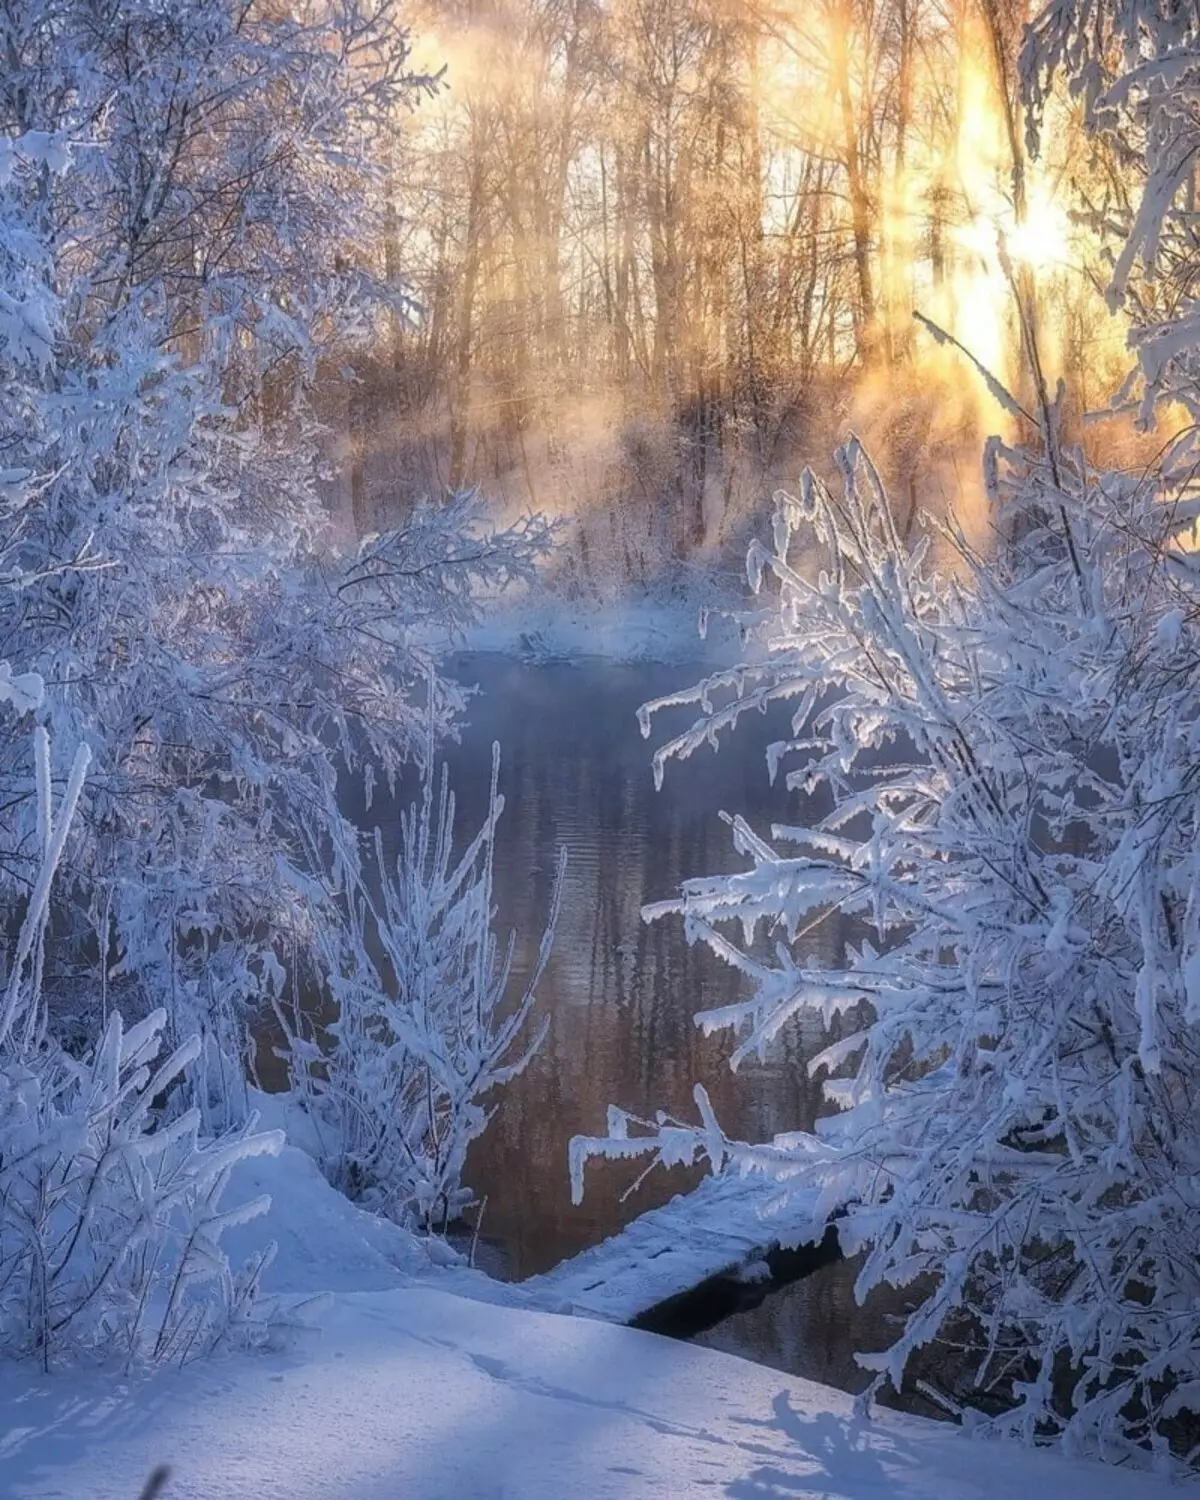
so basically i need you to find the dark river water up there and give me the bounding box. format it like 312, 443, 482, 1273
372, 650, 886, 1399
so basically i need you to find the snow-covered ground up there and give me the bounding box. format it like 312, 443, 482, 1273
0, 1142, 1185, 1499
420, 579, 748, 665
4, 1282, 1184, 1500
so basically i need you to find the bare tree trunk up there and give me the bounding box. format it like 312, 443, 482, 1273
977, 0, 1040, 424
614, 140, 634, 386
646, 124, 678, 399
448, 131, 486, 493
738, 21, 768, 432
889, 0, 917, 365
830, 0, 879, 368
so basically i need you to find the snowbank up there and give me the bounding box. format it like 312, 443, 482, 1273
218, 1143, 431, 1294
1, 1285, 1181, 1499
218, 1107, 537, 1313
0, 1140, 1182, 1499
415, 584, 749, 666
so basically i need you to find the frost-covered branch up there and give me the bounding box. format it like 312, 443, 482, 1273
1024, 0, 1200, 457
280, 740, 566, 1232
576, 431, 1200, 1457
0, 7, 554, 1109
0, 715, 283, 1369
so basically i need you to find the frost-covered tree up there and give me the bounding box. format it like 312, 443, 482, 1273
571, 0, 1200, 1463
576, 435, 1200, 1457
0, 2, 551, 1107
0, 694, 284, 1370
280, 742, 565, 1232
1023, 0, 1200, 447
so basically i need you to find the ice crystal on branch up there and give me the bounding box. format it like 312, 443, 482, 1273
575, 428, 1200, 1456
280, 740, 565, 1233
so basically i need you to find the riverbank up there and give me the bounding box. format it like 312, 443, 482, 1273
0, 1140, 1183, 1499
417, 570, 753, 667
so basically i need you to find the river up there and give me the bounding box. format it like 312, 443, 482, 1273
366, 649, 887, 1399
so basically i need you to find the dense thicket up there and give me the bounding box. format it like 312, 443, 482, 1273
0, 0, 556, 1364
0, 0, 551, 1083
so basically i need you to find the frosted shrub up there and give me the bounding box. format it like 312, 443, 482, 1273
0, 12, 553, 1121
572, 428, 1200, 1458
0, 719, 283, 1370
283, 744, 565, 1232
0, 1012, 283, 1369
572, 0, 1200, 1459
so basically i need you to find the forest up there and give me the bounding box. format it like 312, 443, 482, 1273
354, 0, 1148, 576
1, 0, 1200, 1495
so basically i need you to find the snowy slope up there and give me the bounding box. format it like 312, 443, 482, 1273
0, 1286, 1182, 1500
218, 1144, 431, 1294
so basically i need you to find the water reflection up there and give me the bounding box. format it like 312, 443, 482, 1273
352, 653, 844, 1284
343, 651, 909, 1388
695, 1256, 876, 1396
692, 1258, 951, 1422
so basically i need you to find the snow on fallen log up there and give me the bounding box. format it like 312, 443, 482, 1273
521, 1172, 833, 1326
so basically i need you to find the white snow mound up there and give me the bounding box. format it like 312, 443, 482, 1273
0, 1286, 1181, 1499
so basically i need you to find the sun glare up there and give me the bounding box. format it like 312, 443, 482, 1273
1005, 192, 1074, 273
914, 43, 1085, 416
957, 190, 1074, 279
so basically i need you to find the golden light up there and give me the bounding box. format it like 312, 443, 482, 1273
913, 43, 1082, 421
1004, 191, 1074, 274
956, 190, 1074, 280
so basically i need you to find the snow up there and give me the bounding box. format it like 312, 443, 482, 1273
0, 1283, 1181, 1500
216, 1124, 538, 1313
0, 1139, 1182, 1498
524, 1170, 826, 1323
425, 587, 744, 665
217, 1144, 430, 1295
